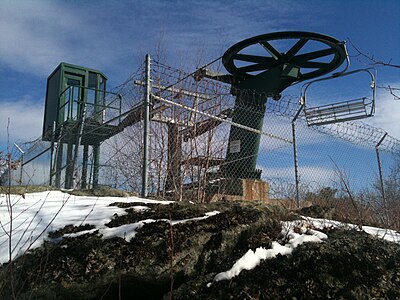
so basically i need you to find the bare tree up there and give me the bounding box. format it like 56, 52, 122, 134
347, 38, 400, 100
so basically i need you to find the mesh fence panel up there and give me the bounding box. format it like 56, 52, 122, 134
3, 57, 400, 229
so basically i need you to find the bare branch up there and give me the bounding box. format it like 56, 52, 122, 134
347, 38, 400, 69
377, 85, 400, 100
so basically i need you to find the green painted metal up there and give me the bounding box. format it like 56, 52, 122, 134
220, 92, 266, 179
219, 31, 347, 180
43, 62, 108, 142
93, 143, 100, 188
81, 145, 89, 189
222, 31, 347, 95
43, 62, 111, 188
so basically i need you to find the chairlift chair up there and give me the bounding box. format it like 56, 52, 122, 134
301, 68, 376, 126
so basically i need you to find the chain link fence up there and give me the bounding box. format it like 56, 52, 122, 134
2, 56, 399, 229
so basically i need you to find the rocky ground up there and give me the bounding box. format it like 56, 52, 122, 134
0, 199, 399, 299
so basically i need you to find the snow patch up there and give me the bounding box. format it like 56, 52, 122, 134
303, 217, 400, 244
99, 219, 156, 240
0, 191, 220, 263
213, 222, 327, 283
131, 205, 150, 212
171, 211, 220, 225
0, 191, 169, 263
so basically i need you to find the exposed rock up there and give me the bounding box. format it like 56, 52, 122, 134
172, 230, 400, 299
0, 201, 399, 300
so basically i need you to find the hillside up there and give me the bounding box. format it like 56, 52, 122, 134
0, 191, 399, 299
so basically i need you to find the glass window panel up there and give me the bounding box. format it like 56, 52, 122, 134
89, 72, 97, 88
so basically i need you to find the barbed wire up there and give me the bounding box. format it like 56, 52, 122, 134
150, 60, 400, 153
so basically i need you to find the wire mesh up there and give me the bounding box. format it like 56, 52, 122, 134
3, 56, 400, 229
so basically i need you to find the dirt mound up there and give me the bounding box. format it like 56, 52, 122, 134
0, 201, 399, 299
173, 230, 400, 299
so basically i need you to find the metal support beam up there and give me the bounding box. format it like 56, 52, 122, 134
81, 145, 88, 189
141, 54, 151, 198
65, 141, 74, 189
70, 103, 87, 189
221, 92, 267, 179
55, 144, 63, 188
22, 146, 51, 167
376, 132, 388, 213
54, 125, 64, 188
49, 122, 56, 186
13, 143, 24, 184
292, 105, 304, 208
93, 143, 100, 188
134, 80, 211, 100
151, 94, 291, 144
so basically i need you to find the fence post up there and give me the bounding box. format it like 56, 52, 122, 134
49, 121, 56, 186
376, 132, 388, 211
292, 105, 303, 208
141, 54, 151, 198
55, 124, 64, 188
14, 143, 24, 184
93, 143, 100, 188
81, 145, 88, 189
70, 100, 87, 189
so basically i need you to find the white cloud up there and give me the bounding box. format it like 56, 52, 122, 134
0, 99, 43, 143
366, 85, 400, 140
258, 164, 336, 190
259, 113, 330, 152
0, 0, 310, 80
0, 1, 81, 75
0, 1, 135, 78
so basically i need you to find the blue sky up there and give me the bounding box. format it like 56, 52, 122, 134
0, 0, 399, 148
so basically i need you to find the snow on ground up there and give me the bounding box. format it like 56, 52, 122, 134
0, 191, 219, 264
211, 216, 400, 284
211, 220, 328, 284
1, 190, 399, 276
55, 211, 221, 241
301, 216, 400, 244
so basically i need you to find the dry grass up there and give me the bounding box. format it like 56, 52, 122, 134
0, 185, 58, 195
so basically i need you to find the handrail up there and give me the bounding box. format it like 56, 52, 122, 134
57, 85, 123, 122
59, 85, 120, 97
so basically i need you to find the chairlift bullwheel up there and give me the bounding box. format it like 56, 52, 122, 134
222, 31, 347, 81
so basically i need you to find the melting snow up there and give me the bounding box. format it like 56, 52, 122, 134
211, 217, 400, 284
1, 190, 399, 271
0, 191, 219, 264
302, 217, 400, 244
171, 211, 220, 225
212, 221, 328, 283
